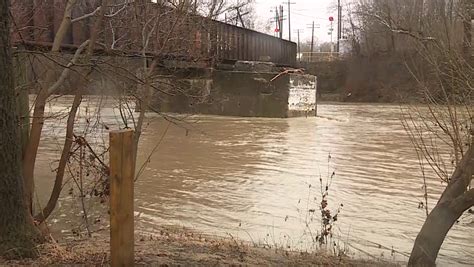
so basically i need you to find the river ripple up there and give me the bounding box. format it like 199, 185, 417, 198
35, 98, 473, 265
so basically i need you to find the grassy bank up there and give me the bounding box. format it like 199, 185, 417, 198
1, 226, 396, 266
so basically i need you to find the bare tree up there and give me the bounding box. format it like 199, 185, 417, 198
403, 36, 472, 267
348, 0, 473, 265
0, 0, 41, 258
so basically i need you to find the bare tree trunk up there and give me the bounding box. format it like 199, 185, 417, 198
409, 199, 467, 265
21, 0, 80, 214
409, 145, 473, 266
22, 90, 47, 213
34, 92, 81, 222
34, 0, 109, 223
133, 62, 157, 157
385, 4, 396, 52
461, 0, 472, 60
14, 49, 30, 157
0, 0, 41, 257
51, 0, 77, 50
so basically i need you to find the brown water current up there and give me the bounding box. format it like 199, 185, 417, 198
35, 97, 473, 266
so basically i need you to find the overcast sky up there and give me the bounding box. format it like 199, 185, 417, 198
253, 0, 338, 44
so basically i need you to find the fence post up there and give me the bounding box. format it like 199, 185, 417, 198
109, 129, 135, 267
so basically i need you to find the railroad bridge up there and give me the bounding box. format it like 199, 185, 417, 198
11, 0, 316, 117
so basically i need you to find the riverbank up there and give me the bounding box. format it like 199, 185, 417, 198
1, 226, 395, 266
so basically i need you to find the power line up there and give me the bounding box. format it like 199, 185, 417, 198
292, 11, 327, 20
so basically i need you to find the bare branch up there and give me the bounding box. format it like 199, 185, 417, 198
105, 3, 128, 18
71, 7, 101, 23
47, 40, 90, 95
71, 0, 129, 23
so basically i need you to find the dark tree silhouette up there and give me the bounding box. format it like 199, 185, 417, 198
0, 0, 41, 258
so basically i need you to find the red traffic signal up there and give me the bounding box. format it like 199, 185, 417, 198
329, 16, 334, 21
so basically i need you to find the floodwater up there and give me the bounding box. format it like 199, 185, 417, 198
35, 97, 473, 265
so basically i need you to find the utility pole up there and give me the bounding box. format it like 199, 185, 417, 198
297, 29, 301, 57
311, 21, 314, 54
271, 6, 286, 38
329, 16, 334, 52
279, 5, 284, 39
337, 0, 342, 52
295, 29, 303, 61
236, 7, 245, 28
283, 1, 296, 41
274, 6, 279, 37
310, 21, 315, 61
306, 22, 320, 62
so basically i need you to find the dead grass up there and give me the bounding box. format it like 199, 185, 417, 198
0, 226, 398, 266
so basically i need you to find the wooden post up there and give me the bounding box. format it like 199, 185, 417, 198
109, 129, 135, 267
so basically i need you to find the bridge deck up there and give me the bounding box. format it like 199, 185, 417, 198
11, 1, 296, 66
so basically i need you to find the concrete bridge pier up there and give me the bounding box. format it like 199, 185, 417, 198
151, 61, 317, 118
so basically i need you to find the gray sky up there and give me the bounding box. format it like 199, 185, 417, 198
254, 0, 338, 44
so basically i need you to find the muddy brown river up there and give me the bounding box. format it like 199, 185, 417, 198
35, 97, 473, 265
